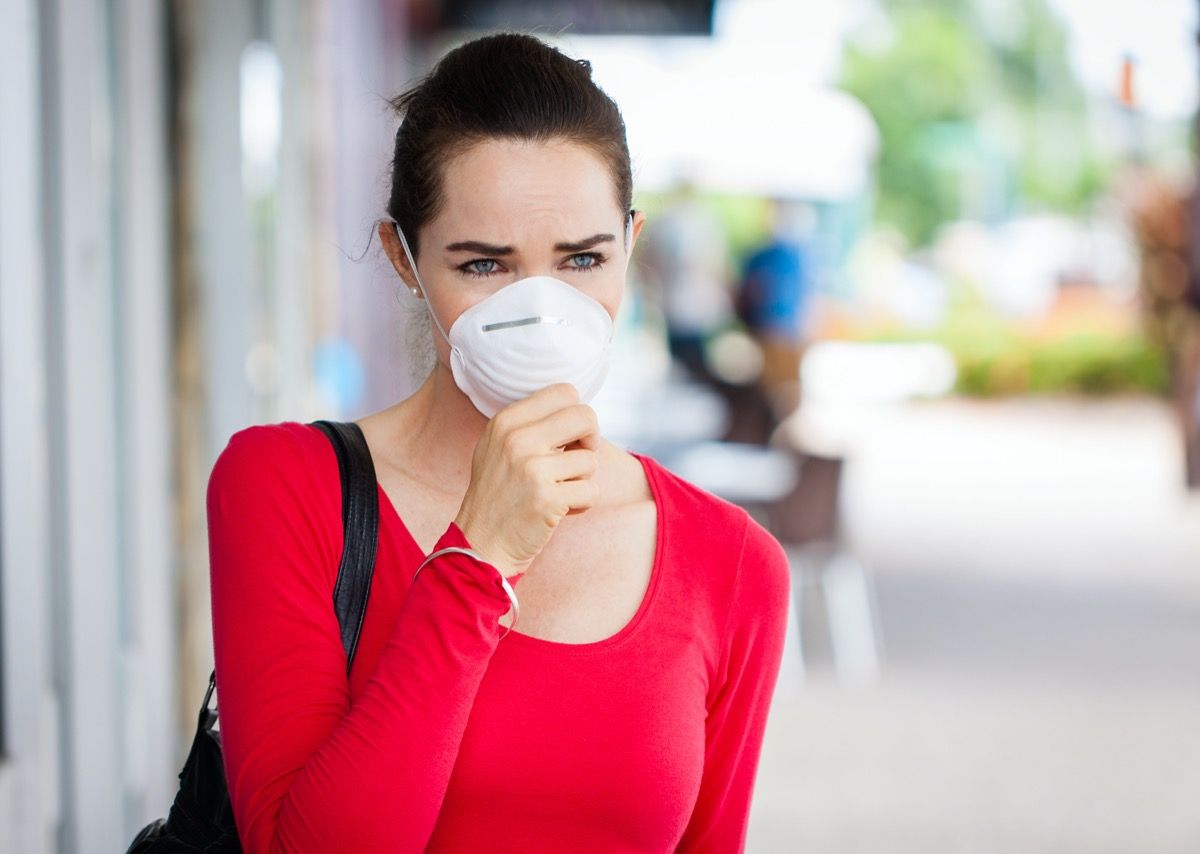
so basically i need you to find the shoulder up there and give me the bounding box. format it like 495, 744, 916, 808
206, 423, 346, 662
637, 451, 781, 582
736, 513, 791, 606
639, 452, 790, 622
208, 420, 337, 507
206, 420, 344, 572
217, 418, 326, 455
213, 419, 329, 466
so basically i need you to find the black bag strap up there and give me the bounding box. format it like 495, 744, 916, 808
309, 419, 381, 676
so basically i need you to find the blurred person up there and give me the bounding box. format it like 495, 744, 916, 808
735, 197, 816, 442
205, 33, 789, 853
638, 174, 734, 387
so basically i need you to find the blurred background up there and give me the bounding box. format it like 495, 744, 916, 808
2, 0, 1199, 851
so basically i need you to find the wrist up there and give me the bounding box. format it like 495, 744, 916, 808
450, 518, 523, 580
451, 513, 523, 580
412, 541, 521, 639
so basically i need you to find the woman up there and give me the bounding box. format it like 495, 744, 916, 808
208, 32, 790, 853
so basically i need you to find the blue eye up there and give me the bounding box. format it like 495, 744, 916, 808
456, 252, 607, 279
567, 253, 605, 272
458, 258, 500, 278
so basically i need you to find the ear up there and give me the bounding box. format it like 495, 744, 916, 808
628, 208, 647, 255
378, 220, 424, 298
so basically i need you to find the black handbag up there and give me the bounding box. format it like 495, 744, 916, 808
127, 420, 380, 852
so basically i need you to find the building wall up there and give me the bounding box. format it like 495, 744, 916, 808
0, 0, 427, 847
0, 0, 175, 850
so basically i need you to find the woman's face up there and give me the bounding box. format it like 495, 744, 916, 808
382, 137, 646, 367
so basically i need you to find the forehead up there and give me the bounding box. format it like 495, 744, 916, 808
434, 138, 619, 234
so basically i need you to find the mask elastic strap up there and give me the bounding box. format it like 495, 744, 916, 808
384, 216, 453, 345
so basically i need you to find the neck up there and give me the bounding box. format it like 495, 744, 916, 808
390, 362, 489, 497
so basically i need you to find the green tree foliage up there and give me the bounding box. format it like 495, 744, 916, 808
841, 0, 1110, 246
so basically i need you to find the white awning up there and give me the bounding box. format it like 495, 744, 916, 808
562, 37, 880, 200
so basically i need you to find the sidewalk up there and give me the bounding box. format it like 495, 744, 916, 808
748, 396, 1200, 852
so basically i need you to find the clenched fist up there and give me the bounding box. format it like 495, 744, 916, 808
453, 383, 601, 578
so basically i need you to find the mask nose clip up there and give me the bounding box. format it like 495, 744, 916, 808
481, 315, 569, 332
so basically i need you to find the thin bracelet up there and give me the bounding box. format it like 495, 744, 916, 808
413, 546, 520, 640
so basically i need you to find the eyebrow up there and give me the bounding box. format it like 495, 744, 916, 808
556, 233, 617, 252
444, 233, 616, 255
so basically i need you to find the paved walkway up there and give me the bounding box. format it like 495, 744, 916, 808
747, 396, 1200, 852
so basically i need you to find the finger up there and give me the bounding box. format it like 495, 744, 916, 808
537, 404, 600, 451
537, 448, 598, 483
562, 435, 600, 452
574, 428, 602, 453
555, 478, 601, 514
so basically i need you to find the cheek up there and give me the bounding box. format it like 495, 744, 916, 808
428, 285, 478, 333
597, 276, 624, 322
602, 294, 621, 323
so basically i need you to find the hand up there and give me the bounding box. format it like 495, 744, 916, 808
453, 383, 601, 579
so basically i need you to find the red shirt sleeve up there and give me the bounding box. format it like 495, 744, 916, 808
207, 424, 521, 853
676, 517, 791, 852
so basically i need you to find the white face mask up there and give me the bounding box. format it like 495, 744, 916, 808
390, 213, 633, 419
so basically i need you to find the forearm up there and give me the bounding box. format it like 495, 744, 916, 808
222, 524, 519, 853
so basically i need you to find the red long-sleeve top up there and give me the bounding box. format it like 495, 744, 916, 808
208, 421, 791, 853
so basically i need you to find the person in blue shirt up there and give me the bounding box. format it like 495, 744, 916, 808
735, 198, 815, 440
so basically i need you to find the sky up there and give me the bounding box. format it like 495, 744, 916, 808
1045, 0, 1197, 119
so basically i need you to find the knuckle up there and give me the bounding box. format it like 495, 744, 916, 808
502, 426, 529, 457
491, 410, 510, 433
525, 453, 546, 479
575, 449, 595, 473
571, 404, 594, 428
526, 456, 552, 490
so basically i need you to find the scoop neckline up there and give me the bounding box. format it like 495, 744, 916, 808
376, 448, 666, 655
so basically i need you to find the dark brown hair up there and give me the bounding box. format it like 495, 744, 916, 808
385, 32, 633, 261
